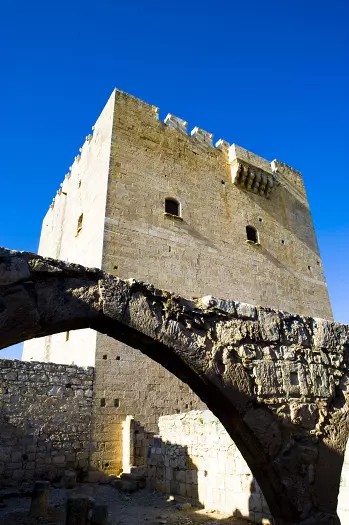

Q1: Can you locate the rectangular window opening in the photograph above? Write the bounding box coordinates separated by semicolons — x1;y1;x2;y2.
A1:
290;372;299;386
165;198;180;217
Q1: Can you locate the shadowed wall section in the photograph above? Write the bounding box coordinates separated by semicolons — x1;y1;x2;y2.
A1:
0;247;348;525
0;359;93;486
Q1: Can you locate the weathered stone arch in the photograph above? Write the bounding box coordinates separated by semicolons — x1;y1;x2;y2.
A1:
0;247;348;525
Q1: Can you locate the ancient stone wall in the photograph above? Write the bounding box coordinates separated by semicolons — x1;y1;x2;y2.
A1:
141;410;272;524
105;90;332;318
20;88;333;480
0;245;348;523
91;88;333;475
0;359;94;487
22;90;115;366
90;336;206;476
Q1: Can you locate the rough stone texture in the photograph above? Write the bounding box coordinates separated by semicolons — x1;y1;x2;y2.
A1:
22;89;333;481
141;410;272;523
102;90;331;318
96;91;331;476
0;247;348;524
0;356;94;487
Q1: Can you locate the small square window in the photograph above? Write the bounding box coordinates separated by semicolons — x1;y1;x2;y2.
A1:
165;198;180;217
246;226;259;244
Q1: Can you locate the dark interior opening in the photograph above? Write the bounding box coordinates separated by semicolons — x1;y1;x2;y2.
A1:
165;198;180;217
246;225;258;244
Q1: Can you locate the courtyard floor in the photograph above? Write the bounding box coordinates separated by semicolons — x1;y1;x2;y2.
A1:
0;484;253;525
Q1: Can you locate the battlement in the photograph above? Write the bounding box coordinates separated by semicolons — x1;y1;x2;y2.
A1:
111;90;306;198
49;88;306;210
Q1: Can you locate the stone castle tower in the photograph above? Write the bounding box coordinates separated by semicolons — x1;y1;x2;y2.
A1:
23;88;332;474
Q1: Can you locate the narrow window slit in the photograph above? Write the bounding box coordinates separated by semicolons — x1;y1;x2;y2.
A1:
246;225;259;244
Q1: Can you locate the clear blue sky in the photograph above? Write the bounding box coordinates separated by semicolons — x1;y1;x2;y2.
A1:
1;0;348;358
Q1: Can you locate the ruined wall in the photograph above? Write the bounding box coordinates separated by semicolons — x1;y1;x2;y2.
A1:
22;91;115;366
142;410;272;524
0;359;94;487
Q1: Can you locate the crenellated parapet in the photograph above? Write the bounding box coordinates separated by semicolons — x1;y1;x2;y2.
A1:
48;89;305;212
190;126;214;145
49;128;96;210
164;113;188;133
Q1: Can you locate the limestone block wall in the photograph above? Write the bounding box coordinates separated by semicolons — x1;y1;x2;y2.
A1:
105;90;332;319
22;90;115;366
90;88;332;477
142;410;272;524
21;88;334;482
90;339;205;476
0;359;94;488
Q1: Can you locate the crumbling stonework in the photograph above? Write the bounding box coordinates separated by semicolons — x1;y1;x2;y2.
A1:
0;358;94;487
0;247;348;524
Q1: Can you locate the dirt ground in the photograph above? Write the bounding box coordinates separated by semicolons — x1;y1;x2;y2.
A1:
0;484;253;525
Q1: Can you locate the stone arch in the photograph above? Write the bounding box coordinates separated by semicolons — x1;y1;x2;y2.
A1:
0;247;348;525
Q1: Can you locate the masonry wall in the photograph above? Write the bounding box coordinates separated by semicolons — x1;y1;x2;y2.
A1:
134;410;271;523
91;89;332;474
90;341;205;475
21;89;333;477
0;359;94;487
22;91;115;366
104;90;331;317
